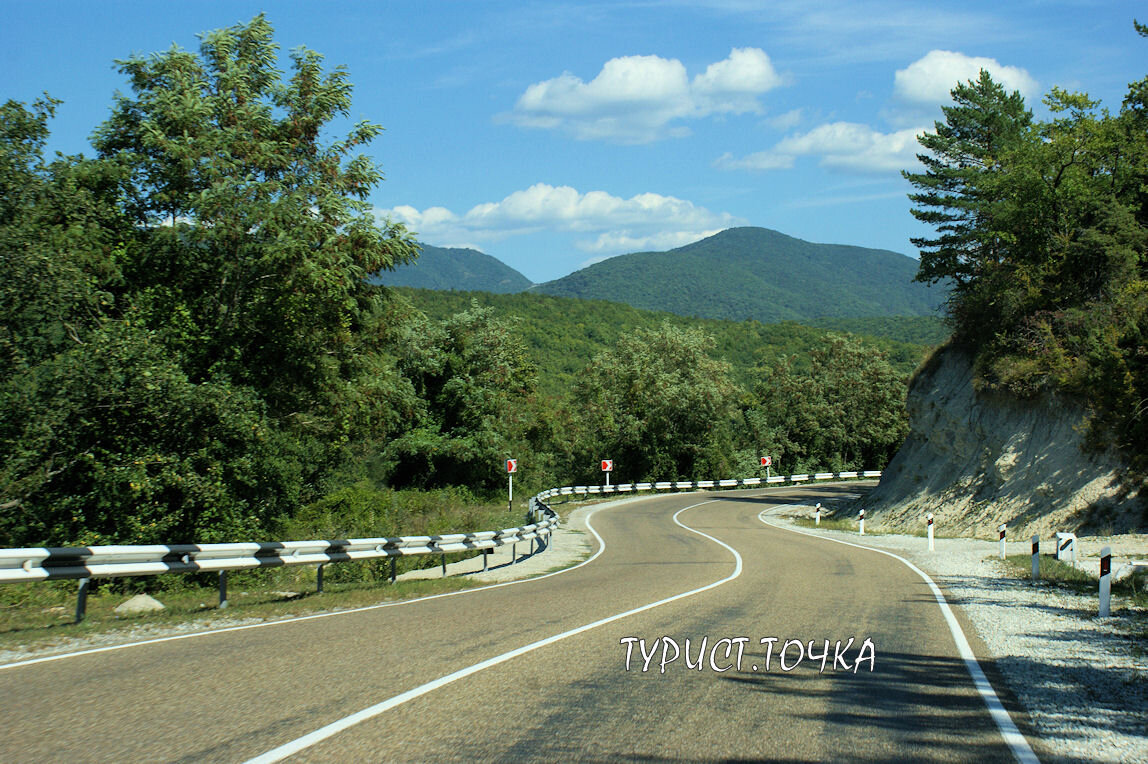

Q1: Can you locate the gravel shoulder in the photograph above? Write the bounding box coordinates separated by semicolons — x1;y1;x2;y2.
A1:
3;493;1144;762
764;503;1148;764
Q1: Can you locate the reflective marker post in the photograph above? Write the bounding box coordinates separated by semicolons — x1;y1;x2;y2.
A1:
927;513;935;552
859;508;865;536
998;524;1007;560
506;459;517;513
1031;536;1040;583
1099;547;1112;617
815;503;821;526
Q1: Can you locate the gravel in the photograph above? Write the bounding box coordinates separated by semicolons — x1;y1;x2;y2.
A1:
766;505;1148;764
4;496;1145;762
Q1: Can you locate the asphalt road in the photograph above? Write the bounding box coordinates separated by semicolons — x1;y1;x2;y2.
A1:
0;486;1039;762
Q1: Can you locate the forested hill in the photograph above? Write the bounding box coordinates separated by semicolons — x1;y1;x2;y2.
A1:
531;226;947;322
397;288;935;398
371;244;533;293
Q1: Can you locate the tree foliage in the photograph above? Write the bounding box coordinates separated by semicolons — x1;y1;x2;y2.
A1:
567;324;740;482
742;335;908;473
0;15;932;549
0;16;419;546
905;34;1148;470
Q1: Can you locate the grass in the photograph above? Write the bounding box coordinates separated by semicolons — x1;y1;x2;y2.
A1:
791;516;899;535
1002;553;1148;611
0;559;497;655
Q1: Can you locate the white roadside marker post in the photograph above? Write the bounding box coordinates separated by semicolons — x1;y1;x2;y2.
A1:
815;503;821;526
1031;536;1040;583
998;524;1007;560
859;508;865;536
1099;546;1112;617
927;513;935;552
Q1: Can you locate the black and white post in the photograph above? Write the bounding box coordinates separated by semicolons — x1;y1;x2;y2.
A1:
815;502;821;526
1031;535;1040;583
927;513;935;552
998;523;1007;560
1099;546;1112;617
859;508;865;536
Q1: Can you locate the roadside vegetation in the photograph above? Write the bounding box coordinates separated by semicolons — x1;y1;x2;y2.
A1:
0;14;915;564
903;25;1148;479
1002;554;1148;612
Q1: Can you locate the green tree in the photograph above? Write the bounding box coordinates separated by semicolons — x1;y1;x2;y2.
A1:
91;14;416;420
743;335;908;472
385;302;537;492
904;70;1032;318
0;16;420;546
569;323;739;481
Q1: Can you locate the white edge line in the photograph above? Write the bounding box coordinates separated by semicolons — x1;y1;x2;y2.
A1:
0;499;643;672
244;500;742;764
757;507;1039;764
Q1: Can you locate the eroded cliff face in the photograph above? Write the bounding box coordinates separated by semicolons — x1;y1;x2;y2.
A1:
865;347;1144;538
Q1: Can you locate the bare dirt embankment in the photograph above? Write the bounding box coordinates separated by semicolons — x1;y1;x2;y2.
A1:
863;346;1145;540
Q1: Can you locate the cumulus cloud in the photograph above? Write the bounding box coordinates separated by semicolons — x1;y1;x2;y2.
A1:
894;50;1038;105
715;122;925;174
503;47;784;143
377;183;743;253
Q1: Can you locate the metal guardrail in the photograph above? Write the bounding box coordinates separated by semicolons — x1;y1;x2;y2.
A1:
0;520;557;585
532;470;881;503
0;469;878;621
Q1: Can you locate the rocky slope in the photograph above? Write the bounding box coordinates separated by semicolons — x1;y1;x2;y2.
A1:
865;346;1144;538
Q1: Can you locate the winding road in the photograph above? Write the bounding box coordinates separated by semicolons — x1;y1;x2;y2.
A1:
0;485;1041;762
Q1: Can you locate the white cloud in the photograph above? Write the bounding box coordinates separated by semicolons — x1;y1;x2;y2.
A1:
894;50;1039;106
576;228;728;254
503;47;784;143
378;183;742;254
715;122;926;174
767;108;804;130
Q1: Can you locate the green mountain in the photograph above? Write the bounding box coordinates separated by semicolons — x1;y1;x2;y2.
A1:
371;244;532;293
531;227;946;322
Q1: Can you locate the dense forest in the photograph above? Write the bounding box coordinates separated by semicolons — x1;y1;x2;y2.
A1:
0;16;917;550
903;27;1148;475
398;288;936;397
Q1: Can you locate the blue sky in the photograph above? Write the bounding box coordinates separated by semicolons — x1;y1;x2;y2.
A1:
4;1;1145;283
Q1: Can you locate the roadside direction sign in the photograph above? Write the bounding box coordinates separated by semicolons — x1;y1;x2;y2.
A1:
601;460;613;472
506;459;517;474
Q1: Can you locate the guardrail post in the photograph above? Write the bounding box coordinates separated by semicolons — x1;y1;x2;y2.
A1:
1031;536;1039;583
998;524;1007;560
390;556;397;583
441;553;447;577
75;577;91;624
218;571;229;609
1099;546;1111;617
316;563;325;594
483;549;489;572
512;543;517;564
927;513;935;552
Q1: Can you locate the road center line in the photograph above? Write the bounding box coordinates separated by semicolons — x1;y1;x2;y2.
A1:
244;499;742;764
756;505;1038;764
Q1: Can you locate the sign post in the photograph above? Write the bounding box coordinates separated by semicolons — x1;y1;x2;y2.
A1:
601;459;613;488
760;455;772;482
506;458;517;512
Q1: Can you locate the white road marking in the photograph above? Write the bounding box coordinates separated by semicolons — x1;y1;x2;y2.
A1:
757;505;1039;764
244;499;741;764
0;498;640;672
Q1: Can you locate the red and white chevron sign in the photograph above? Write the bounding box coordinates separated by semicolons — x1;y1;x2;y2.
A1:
601;460;613;472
